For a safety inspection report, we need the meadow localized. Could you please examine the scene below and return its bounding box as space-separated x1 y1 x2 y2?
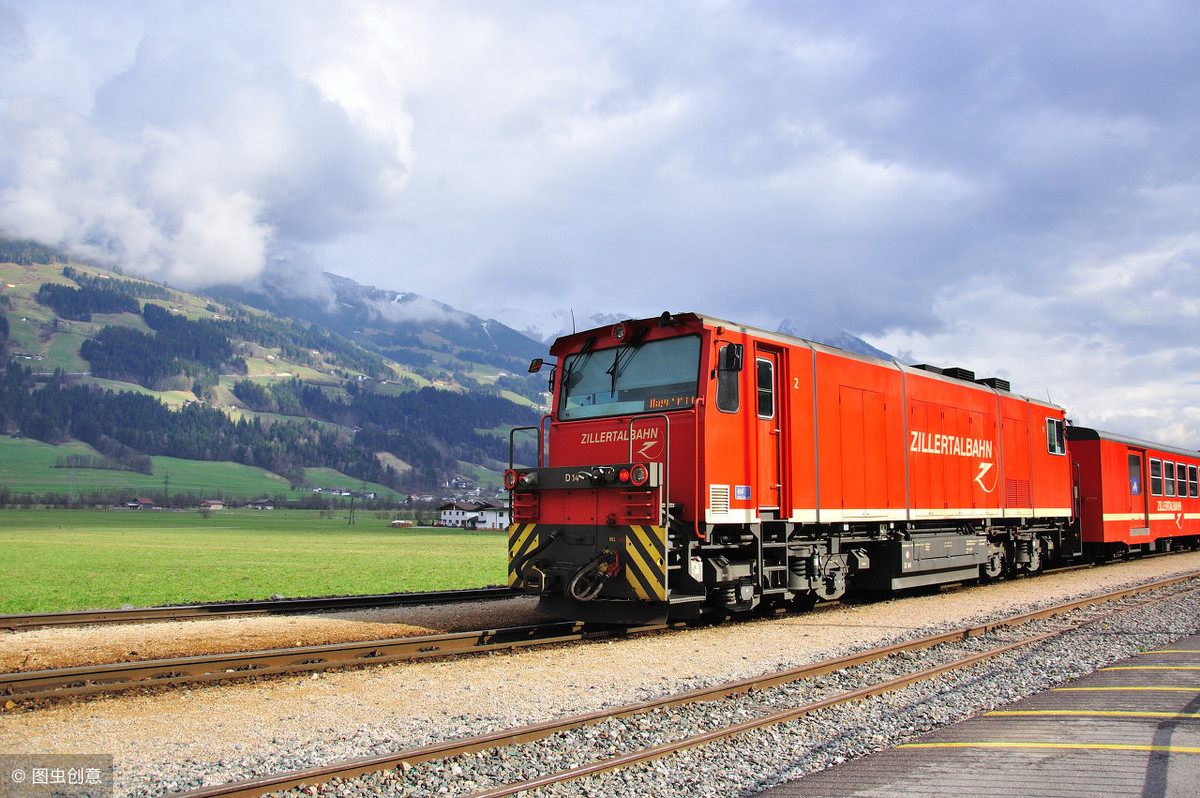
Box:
0 509 507 613
0 436 404 503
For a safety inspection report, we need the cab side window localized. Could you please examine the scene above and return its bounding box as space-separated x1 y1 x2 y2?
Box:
1046 417 1066 455
716 343 741 413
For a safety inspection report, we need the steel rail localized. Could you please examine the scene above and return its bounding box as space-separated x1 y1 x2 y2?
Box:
0 587 517 631
162 569 1200 798
0 621 679 703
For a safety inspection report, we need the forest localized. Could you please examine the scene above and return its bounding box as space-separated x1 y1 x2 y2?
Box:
0 362 539 491
0 243 546 500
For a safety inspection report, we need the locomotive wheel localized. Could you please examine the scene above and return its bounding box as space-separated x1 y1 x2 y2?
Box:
980 550 1004 581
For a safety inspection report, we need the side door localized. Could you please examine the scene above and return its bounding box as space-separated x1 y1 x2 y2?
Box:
1128 449 1150 535
755 348 782 512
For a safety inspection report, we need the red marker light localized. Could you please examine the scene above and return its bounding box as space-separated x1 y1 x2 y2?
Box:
618 467 631 483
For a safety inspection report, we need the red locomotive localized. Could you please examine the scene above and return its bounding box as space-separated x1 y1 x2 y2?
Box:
505 312 1199 623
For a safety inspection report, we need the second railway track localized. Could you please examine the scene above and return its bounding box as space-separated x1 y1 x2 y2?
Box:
0 620 671 704
0 586 516 631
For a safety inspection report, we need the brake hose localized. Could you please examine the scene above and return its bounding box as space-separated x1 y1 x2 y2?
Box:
566 550 619 601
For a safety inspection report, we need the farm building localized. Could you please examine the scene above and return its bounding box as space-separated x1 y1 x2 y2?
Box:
438 501 510 530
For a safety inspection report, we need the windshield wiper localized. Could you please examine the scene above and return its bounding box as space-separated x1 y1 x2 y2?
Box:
560 336 596 395
606 337 647 394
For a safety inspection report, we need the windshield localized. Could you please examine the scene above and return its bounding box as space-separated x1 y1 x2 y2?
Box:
558 335 701 420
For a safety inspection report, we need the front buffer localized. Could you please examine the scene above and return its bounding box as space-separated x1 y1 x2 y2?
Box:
506 463 671 624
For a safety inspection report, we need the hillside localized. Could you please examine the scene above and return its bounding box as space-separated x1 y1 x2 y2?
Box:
207 272 547 403
0 238 545 506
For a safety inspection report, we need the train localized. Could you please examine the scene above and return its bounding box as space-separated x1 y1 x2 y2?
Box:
505 312 1200 623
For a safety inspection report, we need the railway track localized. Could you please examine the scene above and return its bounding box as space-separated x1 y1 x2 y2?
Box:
0 619 674 703
0 586 516 631
157 570 1200 798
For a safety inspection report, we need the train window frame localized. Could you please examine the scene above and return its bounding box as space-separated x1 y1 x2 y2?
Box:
756 357 775 419
557 334 702 421
1150 458 1163 496
1164 460 1176 497
1190 464 1199 498
716 343 741 414
1128 454 1142 495
1046 417 1066 455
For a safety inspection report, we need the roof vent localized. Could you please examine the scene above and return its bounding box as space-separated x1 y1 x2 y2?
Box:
911 364 943 374
941 367 976 382
977 377 1011 392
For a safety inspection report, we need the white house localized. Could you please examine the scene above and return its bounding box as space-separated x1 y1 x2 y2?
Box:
438 500 510 530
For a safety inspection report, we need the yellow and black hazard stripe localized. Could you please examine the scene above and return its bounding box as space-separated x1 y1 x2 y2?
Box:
622 525 667 601
507 523 539 588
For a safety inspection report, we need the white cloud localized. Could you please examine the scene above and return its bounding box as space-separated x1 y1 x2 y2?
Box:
871 237 1200 447
0 0 414 286
3 0 1200 444
367 293 469 327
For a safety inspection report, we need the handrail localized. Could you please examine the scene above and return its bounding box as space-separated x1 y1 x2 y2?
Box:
629 413 670 527
508 419 545 470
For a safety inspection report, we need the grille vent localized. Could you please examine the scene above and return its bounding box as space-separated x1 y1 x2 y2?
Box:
710 484 730 514
1005 479 1032 508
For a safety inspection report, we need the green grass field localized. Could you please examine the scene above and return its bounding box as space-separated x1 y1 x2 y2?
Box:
0 509 508 613
0 436 406 502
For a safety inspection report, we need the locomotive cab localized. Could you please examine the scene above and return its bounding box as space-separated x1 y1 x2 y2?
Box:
507 313 705 623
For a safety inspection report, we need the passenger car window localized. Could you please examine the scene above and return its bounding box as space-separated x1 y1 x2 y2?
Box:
1150 459 1163 496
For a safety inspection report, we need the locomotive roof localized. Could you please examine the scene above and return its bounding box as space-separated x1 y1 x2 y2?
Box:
561 312 1064 412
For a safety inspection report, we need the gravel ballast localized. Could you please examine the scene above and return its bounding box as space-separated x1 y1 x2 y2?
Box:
2 552 1199 797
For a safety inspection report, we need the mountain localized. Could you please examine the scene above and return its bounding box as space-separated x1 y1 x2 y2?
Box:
0 239 543 503
208 273 548 381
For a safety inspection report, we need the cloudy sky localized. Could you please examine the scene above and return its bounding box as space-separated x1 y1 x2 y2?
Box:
1 1 1198 443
